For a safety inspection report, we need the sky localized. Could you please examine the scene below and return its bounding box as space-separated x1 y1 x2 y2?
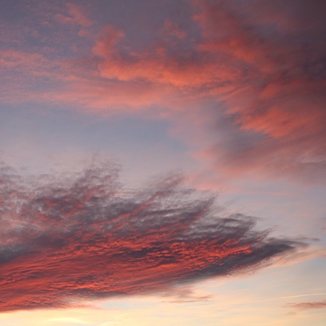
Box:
0 0 325 325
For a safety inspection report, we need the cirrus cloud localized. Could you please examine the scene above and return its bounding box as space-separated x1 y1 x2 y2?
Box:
1 0 325 183
285 300 326 311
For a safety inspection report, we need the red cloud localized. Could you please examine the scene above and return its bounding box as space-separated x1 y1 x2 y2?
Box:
183 0 326 182
55 3 92 27
1 0 325 182
92 33 217 88
74 0 325 181
0 162 304 312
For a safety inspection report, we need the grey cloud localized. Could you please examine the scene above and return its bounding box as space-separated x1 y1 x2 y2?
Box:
0 161 306 312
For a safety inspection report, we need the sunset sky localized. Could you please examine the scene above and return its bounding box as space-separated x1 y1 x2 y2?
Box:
0 0 326 325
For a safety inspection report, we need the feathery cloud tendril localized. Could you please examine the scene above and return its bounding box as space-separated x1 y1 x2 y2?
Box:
0 161 304 312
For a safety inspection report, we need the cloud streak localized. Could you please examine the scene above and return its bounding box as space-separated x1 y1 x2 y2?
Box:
0 161 304 312
88 0 326 182
193 0 326 181
285 300 326 311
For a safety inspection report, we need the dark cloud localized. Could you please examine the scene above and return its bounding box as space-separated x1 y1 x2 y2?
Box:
285 300 326 311
0 161 304 312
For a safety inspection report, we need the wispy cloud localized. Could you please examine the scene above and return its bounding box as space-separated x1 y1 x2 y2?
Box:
54 3 92 28
2 0 324 182
285 300 326 311
190 0 326 182
161 287 213 303
0 161 304 312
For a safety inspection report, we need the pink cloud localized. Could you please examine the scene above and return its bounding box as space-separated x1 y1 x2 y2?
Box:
0 161 304 312
161 20 187 40
55 3 92 27
93 36 217 88
1 0 325 182
285 300 326 311
184 0 326 182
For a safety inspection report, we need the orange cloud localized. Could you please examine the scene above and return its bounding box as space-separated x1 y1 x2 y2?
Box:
55 3 92 27
182 0 326 182
1 0 325 182
93 37 217 88
66 0 325 182
0 161 304 312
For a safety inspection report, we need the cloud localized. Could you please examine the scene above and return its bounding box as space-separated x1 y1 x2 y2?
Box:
68 0 326 182
267 246 326 269
55 3 92 27
285 300 326 311
162 287 213 303
1 0 325 182
186 0 326 182
0 160 304 312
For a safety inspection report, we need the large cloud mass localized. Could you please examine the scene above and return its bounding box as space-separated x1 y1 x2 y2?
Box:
1 0 325 182
0 0 325 182
0 162 303 312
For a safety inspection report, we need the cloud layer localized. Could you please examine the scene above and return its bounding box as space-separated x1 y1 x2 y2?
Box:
1 0 325 182
0 161 304 312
